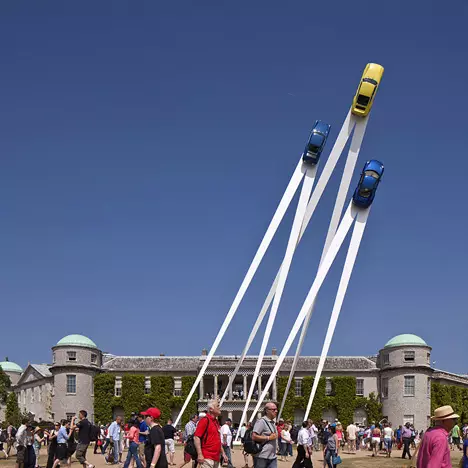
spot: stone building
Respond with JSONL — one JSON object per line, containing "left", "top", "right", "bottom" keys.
{"left": 1, "top": 333, "right": 467, "bottom": 428}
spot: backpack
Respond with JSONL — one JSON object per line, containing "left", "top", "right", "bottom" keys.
{"left": 0, "top": 432, "right": 6, "bottom": 443}
{"left": 242, "top": 428, "right": 262, "bottom": 455}
{"left": 89, "top": 424, "right": 100, "bottom": 442}
{"left": 184, "top": 417, "right": 211, "bottom": 459}
{"left": 184, "top": 435, "right": 197, "bottom": 458}
{"left": 10, "top": 427, "right": 17, "bottom": 438}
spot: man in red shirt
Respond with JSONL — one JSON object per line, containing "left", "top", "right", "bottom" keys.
{"left": 194, "top": 400, "right": 227, "bottom": 468}
{"left": 417, "top": 405, "right": 459, "bottom": 468}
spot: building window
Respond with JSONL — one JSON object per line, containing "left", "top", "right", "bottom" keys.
{"left": 403, "top": 414, "right": 414, "bottom": 425}
{"left": 66, "top": 413, "right": 75, "bottom": 421}
{"left": 383, "top": 354, "right": 390, "bottom": 365}
{"left": 325, "top": 378, "right": 333, "bottom": 396}
{"left": 295, "top": 379, "right": 302, "bottom": 397}
{"left": 427, "top": 353, "right": 431, "bottom": 365}
{"left": 174, "top": 377, "right": 182, "bottom": 396}
{"left": 115, "top": 376, "right": 122, "bottom": 397}
{"left": 53, "top": 352, "right": 56, "bottom": 364}
{"left": 66, "top": 375, "right": 77, "bottom": 394}
{"left": 51, "top": 413, "right": 55, "bottom": 421}
{"left": 356, "top": 379, "right": 364, "bottom": 396}
{"left": 293, "top": 408, "right": 305, "bottom": 426}
{"left": 91, "top": 353, "right": 98, "bottom": 365}
{"left": 67, "top": 351, "right": 77, "bottom": 362}
{"left": 404, "top": 351, "right": 415, "bottom": 362}
{"left": 427, "top": 377, "right": 431, "bottom": 397}
{"left": 404, "top": 376, "right": 415, "bottom": 396}
{"left": 381, "top": 377, "right": 388, "bottom": 399}
{"left": 145, "top": 377, "right": 151, "bottom": 395}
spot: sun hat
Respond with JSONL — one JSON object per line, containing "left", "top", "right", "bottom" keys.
{"left": 141, "top": 407, "right": 161, "bottom": 419}
{"left": 431, "top": 405, "right": 460, "bottom": 420}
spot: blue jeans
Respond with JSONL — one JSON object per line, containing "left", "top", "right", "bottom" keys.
{"left": 324, "top": 449, "right": 336, "bottom": 468}
{"left": 124, "top": 442, "right": 142, "bottom": 468}
{"left": 102, "top": 438, "right": 110, "bottom": 453}
{"left": 287, "top": 443, "right": 293, "bottom": 457}
{"left": 224, "top": 446, "right": 234, "bottom": 468}
{"left": 279, "top": 441, "right": 287, "bottom": 456}
{"left": 105, "top": 440, "right": 120, "bottom": 464}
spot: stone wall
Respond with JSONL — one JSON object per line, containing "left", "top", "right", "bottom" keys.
{"left": 17, "top": 380, "right": 53, "bottom": 421}
{"left": 51, "top": 367, "right": 96, "bottom": 422}
{"left": 381, "top": 368, "right": 432, "bottom": 430}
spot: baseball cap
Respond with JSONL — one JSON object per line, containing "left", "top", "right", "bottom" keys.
{"left": 141, "top": 407, "right": 161, "bottom": 419}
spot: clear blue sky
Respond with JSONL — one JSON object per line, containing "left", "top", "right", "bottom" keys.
{"left": 1, "top": 1, "right": 467, "bottom": 374}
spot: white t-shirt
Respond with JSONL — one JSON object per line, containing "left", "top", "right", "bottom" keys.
{"left": 383, "top": 427, "right": 393, "bottom": 439}
{"left": 220, "top": 424, "right": 232, "bottom": 446}
{"left": 346, "top": 424, "right": 357, "bottom": 440}
{"left": 310, "top": 424, "right": 318, "bottom": 437}
{"left": 281, "top": 429, "right": 292, "bottom": 443}
{"left": 239, "top": 426, "right": 246, "bottom": 438}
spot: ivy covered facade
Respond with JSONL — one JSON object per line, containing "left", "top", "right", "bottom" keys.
{"left": 2, "top": 333, "right": 468, "bottom": 429}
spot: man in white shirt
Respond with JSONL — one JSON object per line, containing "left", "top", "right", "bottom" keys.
{"left": 292, "top": 422, "right": 312, "bottom": 468}
{"left": 15, "top": 419, "right": 29, "bottom": 468}
{"left": 105, "top": 416, "right": 122, "bottom": 465}
{"left": 308, "top": 421, "right": 318, "bottom": 452}
{"left": 346, "top": 422, "right": 358, "bottom": 453}
{"left": 220, "top": 419, "right": 233, "bottom": 468}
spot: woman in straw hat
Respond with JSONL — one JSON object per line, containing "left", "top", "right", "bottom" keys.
{"left": 416, "top": 405, "right": 459, "bottom": 468}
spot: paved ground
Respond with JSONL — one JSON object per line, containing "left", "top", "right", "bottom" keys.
{"left": 0, "top": 444, "right": 463, "bottom": 468}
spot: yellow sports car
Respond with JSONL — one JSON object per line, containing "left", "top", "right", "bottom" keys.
{"left": 351, "top": 63, "right": 384, "bottom": 117}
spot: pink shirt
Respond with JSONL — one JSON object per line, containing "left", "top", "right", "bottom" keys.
{"left": 416, "top": 426, "right": 451, "bottom": 468}
{"left": 125, "top": 426, "right": 140, "bottom": 444}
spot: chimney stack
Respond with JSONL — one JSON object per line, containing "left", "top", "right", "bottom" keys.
{"left": 159, "top": 353, "right": 165, "bottom": 356}
{"left": 272, "top": 348, "right": 277, "bottom": 356}
{"left": 201, "top": 349, "right": 208, "bottom": 356}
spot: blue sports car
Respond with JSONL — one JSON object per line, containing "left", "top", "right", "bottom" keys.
{"left": 302, "top": 120, "right": 331, "bottom": 165}
{"left": 352, "top": 160, "right": 384, "bottom": 208}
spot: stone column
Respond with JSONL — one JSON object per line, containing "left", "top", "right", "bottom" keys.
{"left": 258, "top": 375, "right": 262, "bottom": 394}
{"left": 243, "top": 375, "right": 248, "bottom": 399}
{"left": 228, "top": 411, "right": 233, "bottom": 421}
{"left": 228, "top": 380, "right": 233, "bottom": 400}
{"left": 214, "top": 375, "right": 218, "bottom": 399}
{"left": 272, "top": 376, "right": 277, "bottom": 401}
{"left": 199, "top": 377, "right": 204, "bottom": 399}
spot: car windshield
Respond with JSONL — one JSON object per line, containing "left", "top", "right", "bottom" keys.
{"left": 363, "top": 78, "right": 378, "bottom": 85}
{"left": 359, "top": 187, "right": 372, "bottom": 198}
{"left": 357, "top": 94, "right": 370, "bottom": 106}
{"left": 364, "top": 170, "right": 380, "bottom": 179}
{"left": 308, "top": 144, "right": 320, "bottom": 153}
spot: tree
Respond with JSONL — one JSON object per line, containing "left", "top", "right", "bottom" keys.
{"left": 0, "top": 367, "right": 11, "bottom": 404}
{"left": 6, "top": 391, "right": 21, "bottom": 427}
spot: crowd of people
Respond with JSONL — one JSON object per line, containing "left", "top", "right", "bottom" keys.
{"left": 1, "top": 402, "right": 468, "bottom": 468}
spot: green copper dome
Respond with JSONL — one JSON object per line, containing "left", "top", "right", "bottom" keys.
{"left": 384, "top": 334, "right": 428, "bottom": 348}
{"left": 0, "top": 360, "right": 23, "bottom": 374}
{"left": 56, "top": 334, "right": 98, "bottom": 349}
